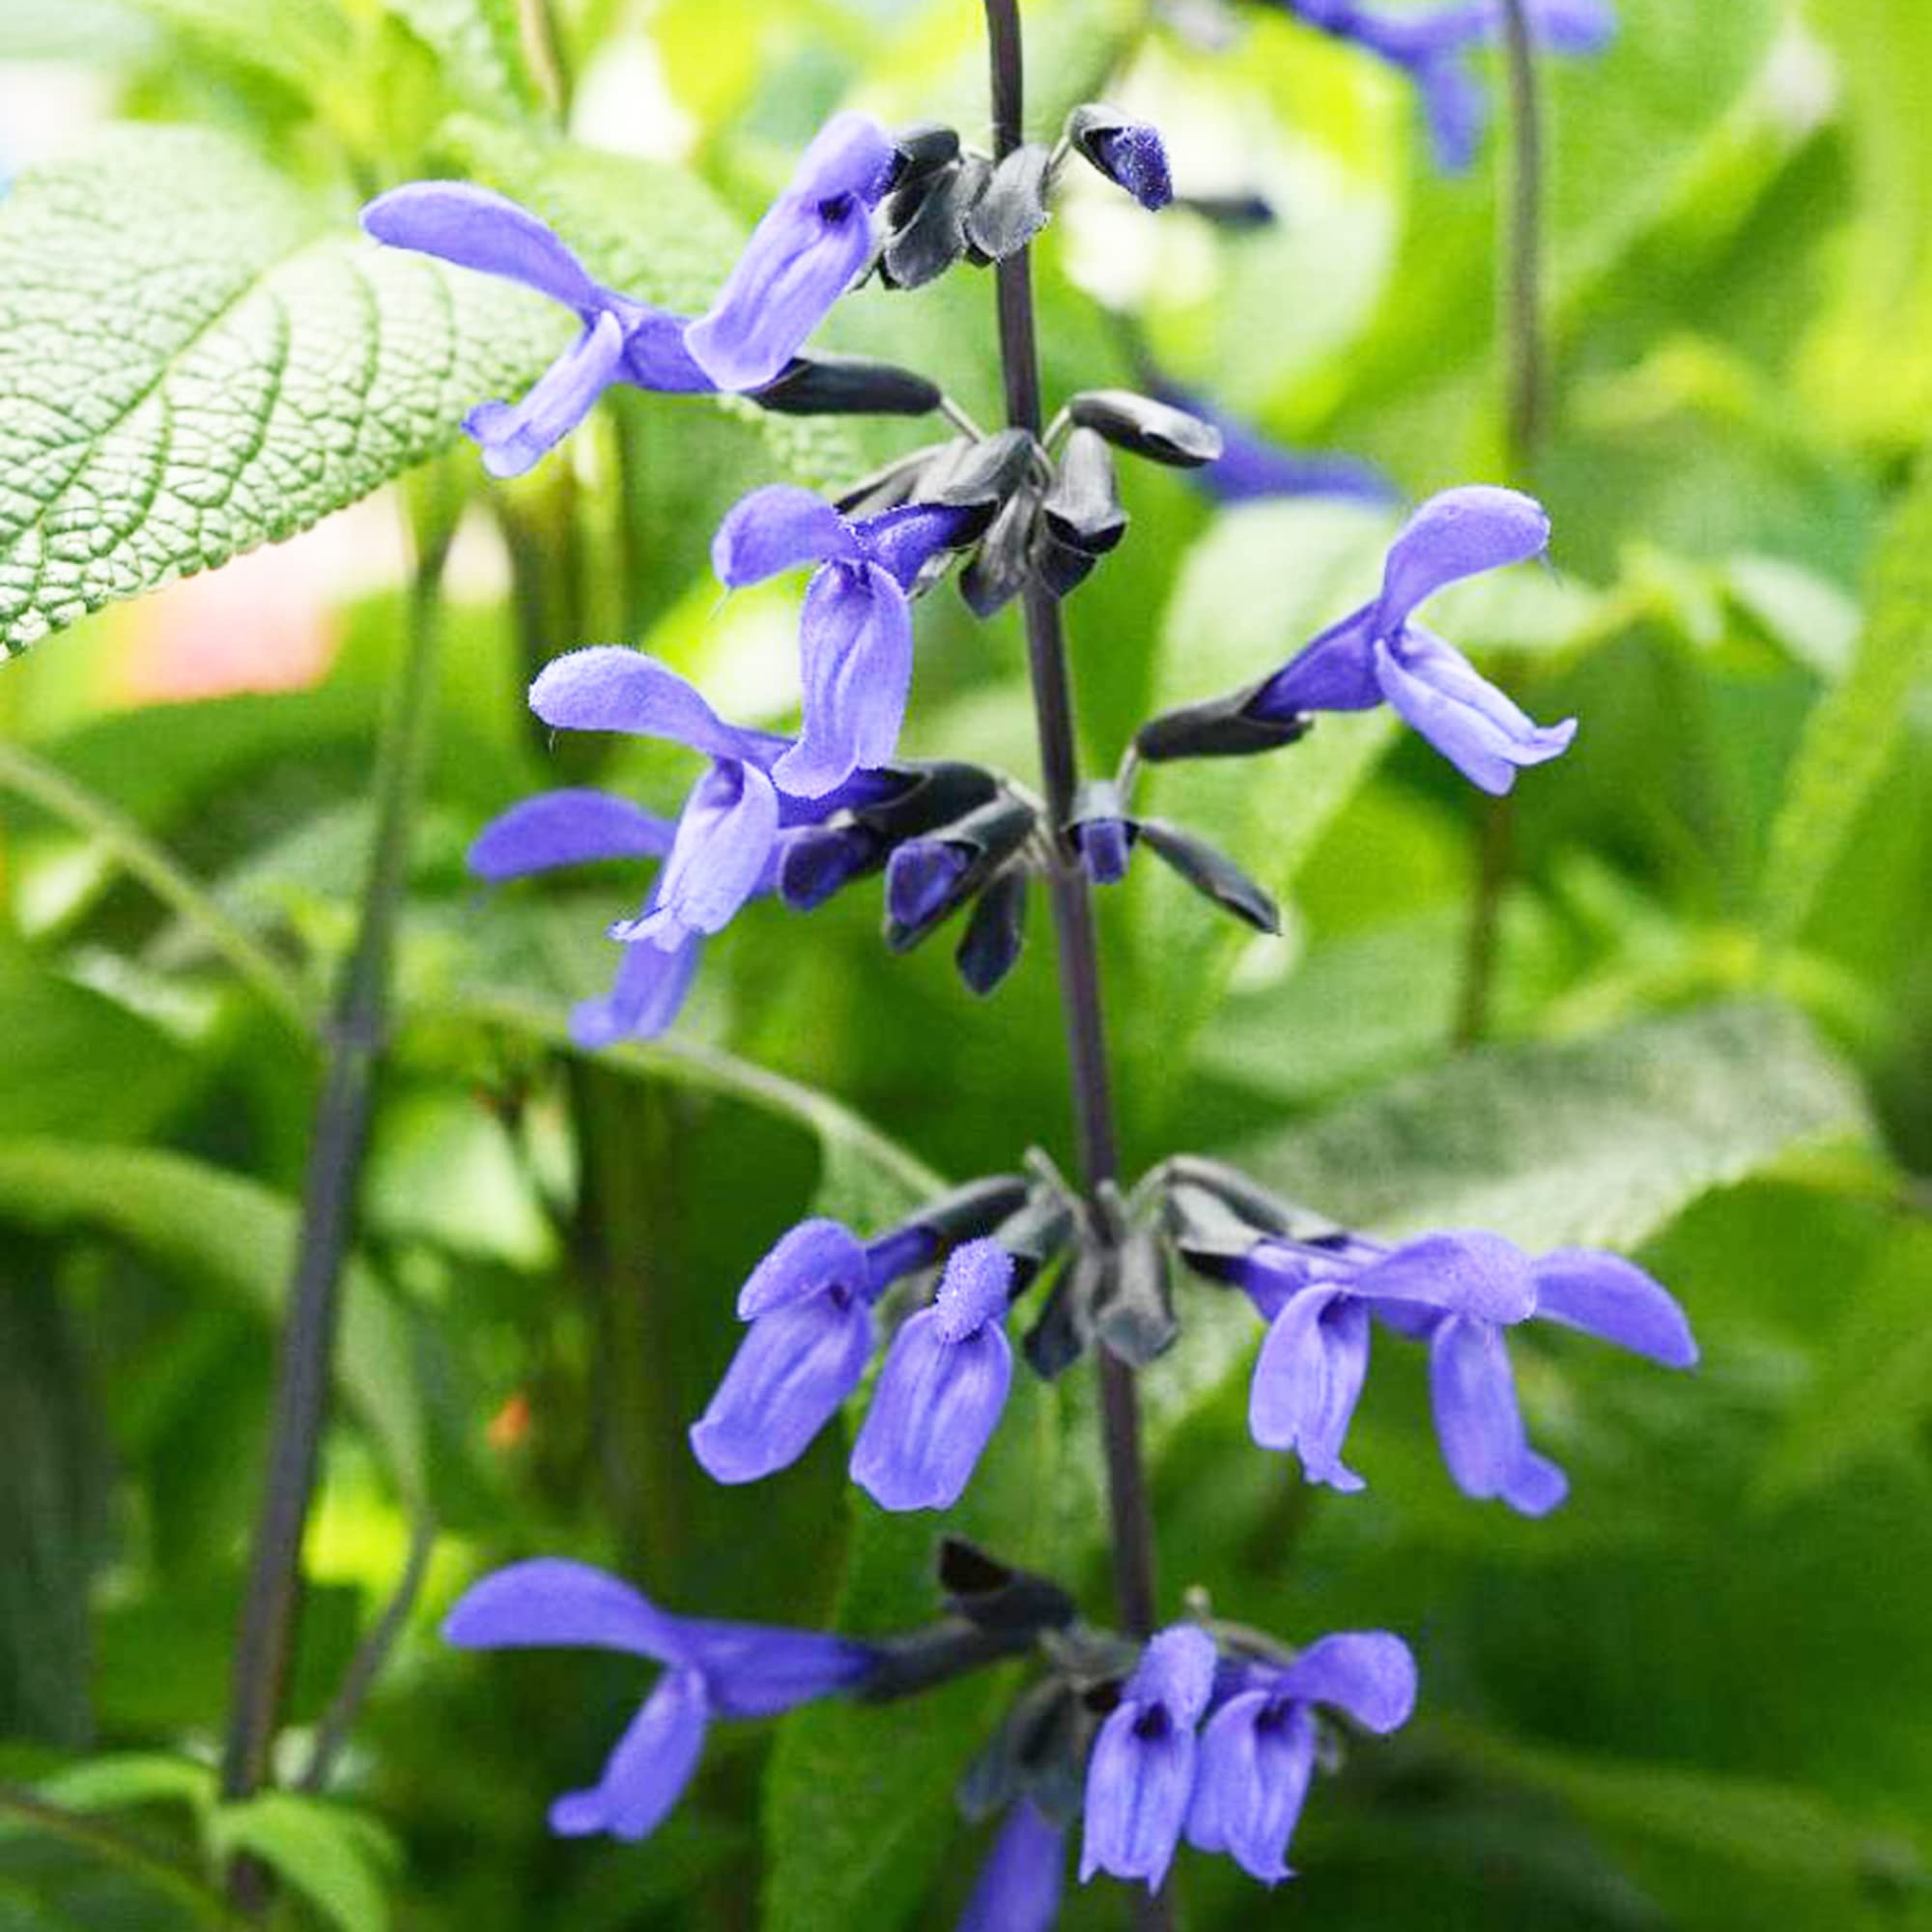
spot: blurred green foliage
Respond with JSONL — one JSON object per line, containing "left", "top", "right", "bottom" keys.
{"left": 0, "top": 0, "right": 1928, "bottom": 1927}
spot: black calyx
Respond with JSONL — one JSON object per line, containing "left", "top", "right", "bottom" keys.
{"left": 956, "top": 864, "right": 1030, "bottom": 995}
{"left": 882, "top": 153, "right": 992, "bottom": 290}
{"left": 885, "top": 792, "right": 1037, "bottom": 951}
{"left": 965, "top": 143, "right": 1055, "bottom": 262}
{"left": 1135, "top": 818, "right": 1280, "bottom": 933}
{"left": 752, "top": 354, "right": 943, "bottom": 418}
{"left": 1133, "top": 682, "right": 1314, "bottom": 762}
{"left": 1066, "top": 387, "right": 1224, "bottom": 467}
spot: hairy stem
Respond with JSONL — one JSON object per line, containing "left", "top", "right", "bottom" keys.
{"left": 983, "top": 5, "right": 1171, "bottom": 1920}
{"left": 219, "top": 530, "right": 449, "bottom": 1899}
{"left": 1457, "top": 0, "right": 1545, "bottom": 1048}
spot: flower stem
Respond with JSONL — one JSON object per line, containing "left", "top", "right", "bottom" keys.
{"left": 1457, "top": 0, "right": 1545, "bottom": 1048}
{"left": 980, "top": 21, "right": 1172, "bottom": 1928}
{"left": 218, "top": 523, "right": 450, "bottom": 1900}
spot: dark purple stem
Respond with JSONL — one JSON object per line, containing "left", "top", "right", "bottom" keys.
{"left": 982, "top": 6, "right": 1171, "bottom": 1921}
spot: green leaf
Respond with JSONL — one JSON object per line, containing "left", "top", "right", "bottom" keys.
{"left": 1759, "top": 456, "right": 1932, "bottom": 947}
{"left": 32, "top": 1757, "right": 213, "bottom": 1820}
{"left": 1141, "top": 1002, "right": 1869, "bottom": 1459}
{"left": 0, "top": 125, "right": 561, "bottom": 654}
{"left": 1757, "top": 1219, "right": 1932, "bottom": 1504}
{"left": 208, "top": 1794, "right": 394, "bottom": 1932}
{"left": 0, "top": 1142, "right": 427, "bottom": 1501}
{"left": 384, "top": 0, "right": 540, "bottom": 121}
{"left": 119, "top": 0, "right": 349, "bottom": 95}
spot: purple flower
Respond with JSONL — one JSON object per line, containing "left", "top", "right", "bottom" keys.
{"left": 690, "top": 1216, "right": 935, "bottom": 1484}
{"left": 1248, "top": 485, "right": 1577, "bottom": 794}
{"left": 850, "top": 1238, "right": 1015, "bottom": 1512}
{"left": 1281, "top": 0, "right": 1616, "bottom": 172}
{"left": 957, "top": 1801, "right": 1065, "bottom": 1932}
{"left": 361, "top": 184, "right": 714, "bottom": 476}
{"left": 1227, "top": 1229, "right": 1696, "bottom": 1514}
{"left": 1187, "top": 1631, "right": 1415, "bottom": 1883}
{"left": 712, "top": 487, "right": 973, "bottom": 798}
{"left": 443, "top": 1558, "right": 872, "bottom": 1840}
{"left": 685, "top": 113, "right": 898, "bottom": 391}
{"left": 1080, "top": 1625, "right": 1217, "bottom": 1890}
{"left": 480, "top": 650, "right": 893, "bottom": 1042}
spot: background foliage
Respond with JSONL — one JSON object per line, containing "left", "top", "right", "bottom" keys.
{"left": 0, "top": 0, "right": 1928, "bottom": 1926}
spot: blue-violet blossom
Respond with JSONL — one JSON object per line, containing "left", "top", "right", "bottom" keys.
{"left": 850, "top": 1238, "right": 1016, "bottom": 1512}
{"left": 474, "top": 650, "right": 892, "bottom": 1042}
{"left": 1249, "top": 484, "right": 1577, "bottom": 794}
{"left": 1186, "top": 1631, "right": 1416, "bottom": 1884}
{"left": 443, "top": 1558, "right": 872, "bottom": 1840}
{"left": 362, "top": 112, "right": 895, "bottom": 473}
{"left": 1080, "top": 1624, "right": 1218, "bottom": 1890}
{"left": 1225, "top": 1229, "right": 1696, "bottom": 1514}
{"left": 689, "top": 1214, "right": 936, "bottom": 1484}
{"left": 957, "top": 1800, "right": 1065, "bottom": 1932}
{"left": 712, "top": 486, "right": 973, "bottom": 798}
{"left": 1282, "top": 0, "right": 1615, "bottom": 172}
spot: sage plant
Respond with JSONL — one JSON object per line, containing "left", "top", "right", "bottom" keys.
{"left": 370, "top": 0, "right": 1695, "bottom": 1918}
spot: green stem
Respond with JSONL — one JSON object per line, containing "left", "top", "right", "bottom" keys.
{"left": 0, "top": 741, "right": 313, "bottom": 1039}
{"left": 218, "top": 526, "right": 450, "bottom": 1902}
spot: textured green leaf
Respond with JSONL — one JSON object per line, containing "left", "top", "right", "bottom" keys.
{"left": 0, "top": 125, "right": 561, "bottom": 654}
{"left": 0, "top": 1141, "right": 426, "bottom": 1499}
{"left": 1140, "top": 1002, "right": 1869, "bottom": 1459}
{"left": 120, "top": 0, "right": 349, "bottom": 93}
{"left": 1760, "top": 456, "right": 1932, "bottom": 947}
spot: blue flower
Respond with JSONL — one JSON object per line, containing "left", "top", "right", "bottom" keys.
{"left": 1215, "top": 1229, "right": 1696, "bottom": 1514}
{"left": 1187, "top": 1632, "right": 1416, "bottom": 1884}
{"left": 685, "top": 113, "right": 899, "bottom": 390}
{"left": 690, "top": 1216, "right": 936, "bottom": 1484}
{"left": 850, "top": 1238, "right": 1016, "bottom": 1512}
{"left": 957, "top": 1800, "right": 1065, "bottom": 1932}
{"left": 1079, "top": 1625, "right": 1217, "bottom": 1891}
{"left": 473, "top": 651, "right": 895, "bottom": 1042}
{"left": 362, "top": 113, "right": 895, "bottom": 473}
{"left": 443, "top": 1558, "right": 872, "bottom": 1841}
{"left": 712, "top": 487, "right": 973, "bottom": 798}
{"left": 1248, "top": 485, "right": 1577, "bottom": 794}
{"left": 1281, "top": 0, "right": 1616, "bottom": 172}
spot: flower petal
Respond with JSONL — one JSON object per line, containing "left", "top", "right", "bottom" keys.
{"left": 849, "top": 1310, "right": 1012, "bottom": 1512}
{"left": 613, "top": 762, "right": 780, "bottom": 944}
{"left": 465, "top": 311, "right": 626, "bottom": 478}
{"left": 1415, "top": 52, "right": 1488, "bottom": 172}
{"left": 549, "top": 1666, "right": 708, "bottom": 1841}
{"left": 1189, "top": 1692, "right": 1317, "bottom": 1885}
{"left": 469, "top": 788, "right": 676, "bottom": 879}
{"left": 685, "top": 114, "right": 895, "bottom": 390}
{"left": 1429, "top": 1315, "right": 1566, "bottom": 1515}
{"left": 1248, "top": 604, "right": 1382, "bottom": 719}
{"left": 1127, "top": 1625, "right": 1218, "bottom": 1726}
{"left": 1374, "top": 485, "right": 1550, "bottom": 632}
{"left": 712, "top": 486, "right": 861, "bottom": 587}
{"left": 1374, "top": 629, "right": 1577, "bottom": 794}
{"left": 689, "top": 1292, "right": 873, "bottom": 1485}
{"left": 1349, "top": 1230, "right": 1538, "bottom": 1325}
{"left": 443, "top": 1557, "right": 687, "bottom": 1660}
{"left": 738, "top": 1218, "right": 870, "bottom": 1319}
{"left": 1533, "top": 1249, "right": 1698, "bottom": 1367}
{"left": 775, "top": 562, "right": 914, "bottom": 800}
{"left": 1249, "top": 1286, "right": 1371, "bottom": 1491}
{"left": 362, "top": 183, "right": 605, "bottom": 311}
{"left": 1523, "top": 0, "right": 1617, "bottom": 54}
{"left": 529, "top": 647, "right": 785, "bottom": 765}
{"left": 1273, "top": 1631, "right": 1418, "bottom": 1734}
{"left": 671, "top": 1622, "right": 875, "bottom": 1718}
{"left": 931, "top": 1238, "right": 1014, "bottom": 1342}
{"left": 958, "top": 1801, "right": 1065, "bottom": 1932}
{"left": 570, "top": 930, "right": 704, "bottom": 1045}
{"left": 859, "top": 501, "right": 976, "bottom": 591}
{"left": 1079, "top": 1707, "right": 1197, "bottom": 1890}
